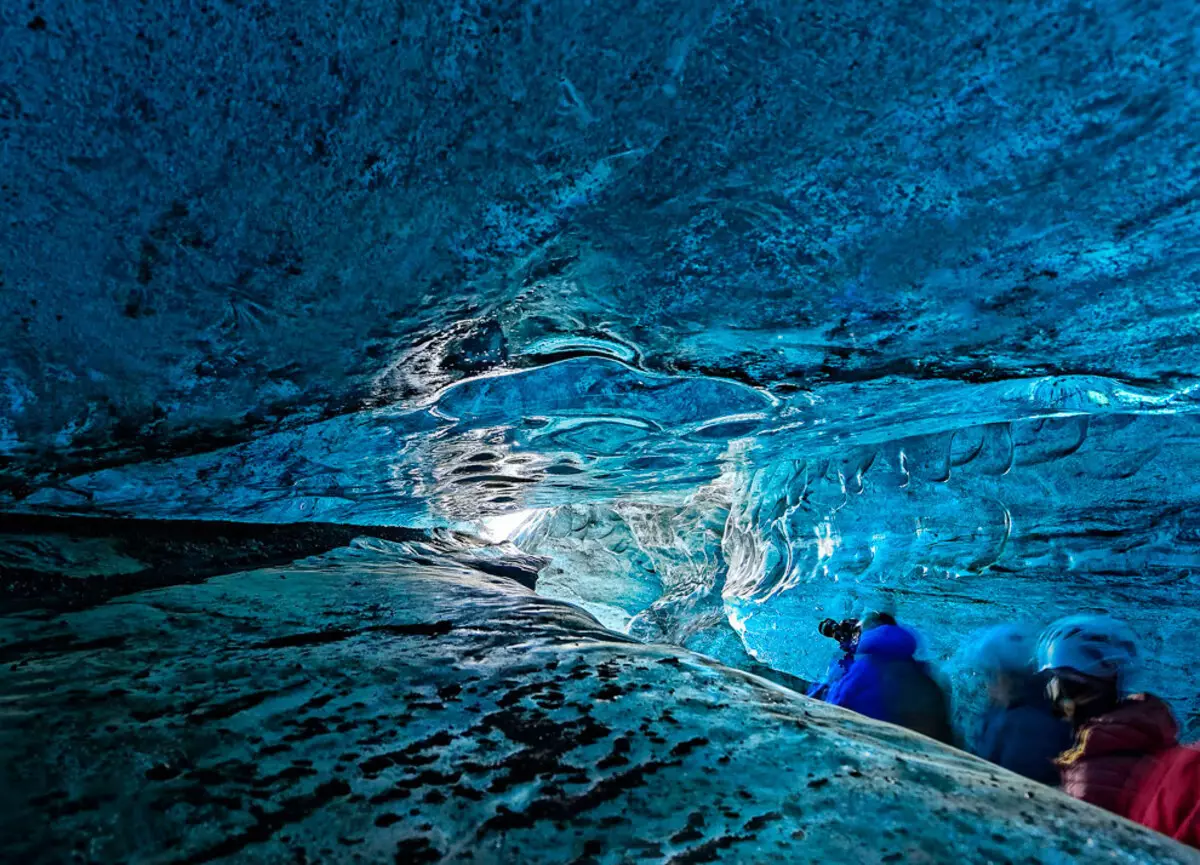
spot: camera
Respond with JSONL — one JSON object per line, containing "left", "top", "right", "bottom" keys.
{"left": 818, "top": 617, "right": 860, "bottom": 645}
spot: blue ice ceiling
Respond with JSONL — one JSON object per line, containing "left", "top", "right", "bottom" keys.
{"left": 3, "top": 0, "right": 1200, "bottom": 729}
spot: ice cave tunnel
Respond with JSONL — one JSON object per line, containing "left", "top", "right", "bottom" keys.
{"left": 2, "top": 0, "right": 1200, "bottom": 862}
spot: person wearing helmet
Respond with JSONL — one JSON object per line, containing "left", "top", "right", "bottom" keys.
{"left": 965, "top": 624, "right": 1071, "bottom": 785}
{"left": 1037, "top": 615, "right": 1180, "bottom": 817}
{"left": 826, "top": 615, "right": 955, "bottom": 745}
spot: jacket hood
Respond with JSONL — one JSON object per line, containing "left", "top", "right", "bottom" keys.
{"left": 1059, "top": 694, "right": 1179, "bottom": 764}
{"left": 855, "top": 624, "right": 918, "bottom": 659}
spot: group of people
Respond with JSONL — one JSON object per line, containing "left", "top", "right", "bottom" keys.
{"left": 805, "top": 612, "right": 1200, "bottom": 848}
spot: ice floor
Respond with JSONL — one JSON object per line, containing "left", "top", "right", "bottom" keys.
{"left": 1, "top": 541, "right": 1193, "bottom": 863}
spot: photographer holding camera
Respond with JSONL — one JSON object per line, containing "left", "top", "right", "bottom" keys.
{"left": 819, "top": 612, "right": 955, "bottom": 745}
{"left": 807, "top": 612, "right": 895, "bottom": 701}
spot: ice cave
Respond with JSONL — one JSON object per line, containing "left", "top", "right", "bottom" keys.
{"left": 2, "top": 0, "right": 1200, "bottom": 862}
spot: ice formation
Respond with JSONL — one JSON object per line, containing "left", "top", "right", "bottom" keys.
{"left": 3, "top": 0, "right": 1200, "bottom": 860}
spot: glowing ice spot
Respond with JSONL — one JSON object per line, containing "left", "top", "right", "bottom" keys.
{"left": 480, "top": 509, "right": 537, "bottom": 541}
{"left": 815, "top": 520, "right": 838, "bottom": 559}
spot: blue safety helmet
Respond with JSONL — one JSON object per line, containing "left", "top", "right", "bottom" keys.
{"left": 1036, "top": 615, "right": 1139, "bottom": 684}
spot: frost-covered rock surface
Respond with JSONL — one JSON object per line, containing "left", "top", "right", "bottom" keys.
{"left": 2, "top": 541, "right": 1195, "bottom": 864}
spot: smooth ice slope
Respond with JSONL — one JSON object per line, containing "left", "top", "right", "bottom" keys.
{"left": 1, "top": 541, "right": 1195, "bottom": 864}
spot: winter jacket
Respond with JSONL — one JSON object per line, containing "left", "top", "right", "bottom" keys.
{"left": 807, "top": 647, "right": 856, "bottom": 701}
{"left": 974, "top": 678, "right": 1073, "bottom": 786}
{"left": 1127, "top": 744, "right": 1200, "bottom": 849}
{"left": 826, "top": 625, "right": 955, "bottom": 744}
{"left": 1056, "top": 693, "right": 1178, "bottom": 817}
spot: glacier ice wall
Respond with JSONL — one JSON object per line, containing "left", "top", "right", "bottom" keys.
{"left": 722, "top": 410, "right": 1200, "bottom": 735}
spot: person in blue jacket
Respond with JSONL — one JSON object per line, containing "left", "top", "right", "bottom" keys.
{"left": 965, "top": 623, "right": 1072, "bottom": 785}
{"left": 806, "top": 611, "right": 899, "bottom": 700}
{"left": 826, "top": 616, "right": 955, "bottom": 744}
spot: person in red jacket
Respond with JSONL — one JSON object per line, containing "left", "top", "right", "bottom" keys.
{"left": 1126, "top": 741, "right": 1200, "bottom": 848}
{"left": 1036, "top": 616, "right": 1181, "bottom": 817}
{"left": 1051, "top": 690, "right": 1178, "bottom": 815}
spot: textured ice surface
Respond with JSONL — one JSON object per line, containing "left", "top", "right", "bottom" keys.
{"left": 2, "top": 541, "right": 1195, "bottom": 863}
{"left": 4, "top": 0, "right": 1200, "bottom": 486}
{"left": 11, "top": 358, "right": 767, "bottom": 524}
